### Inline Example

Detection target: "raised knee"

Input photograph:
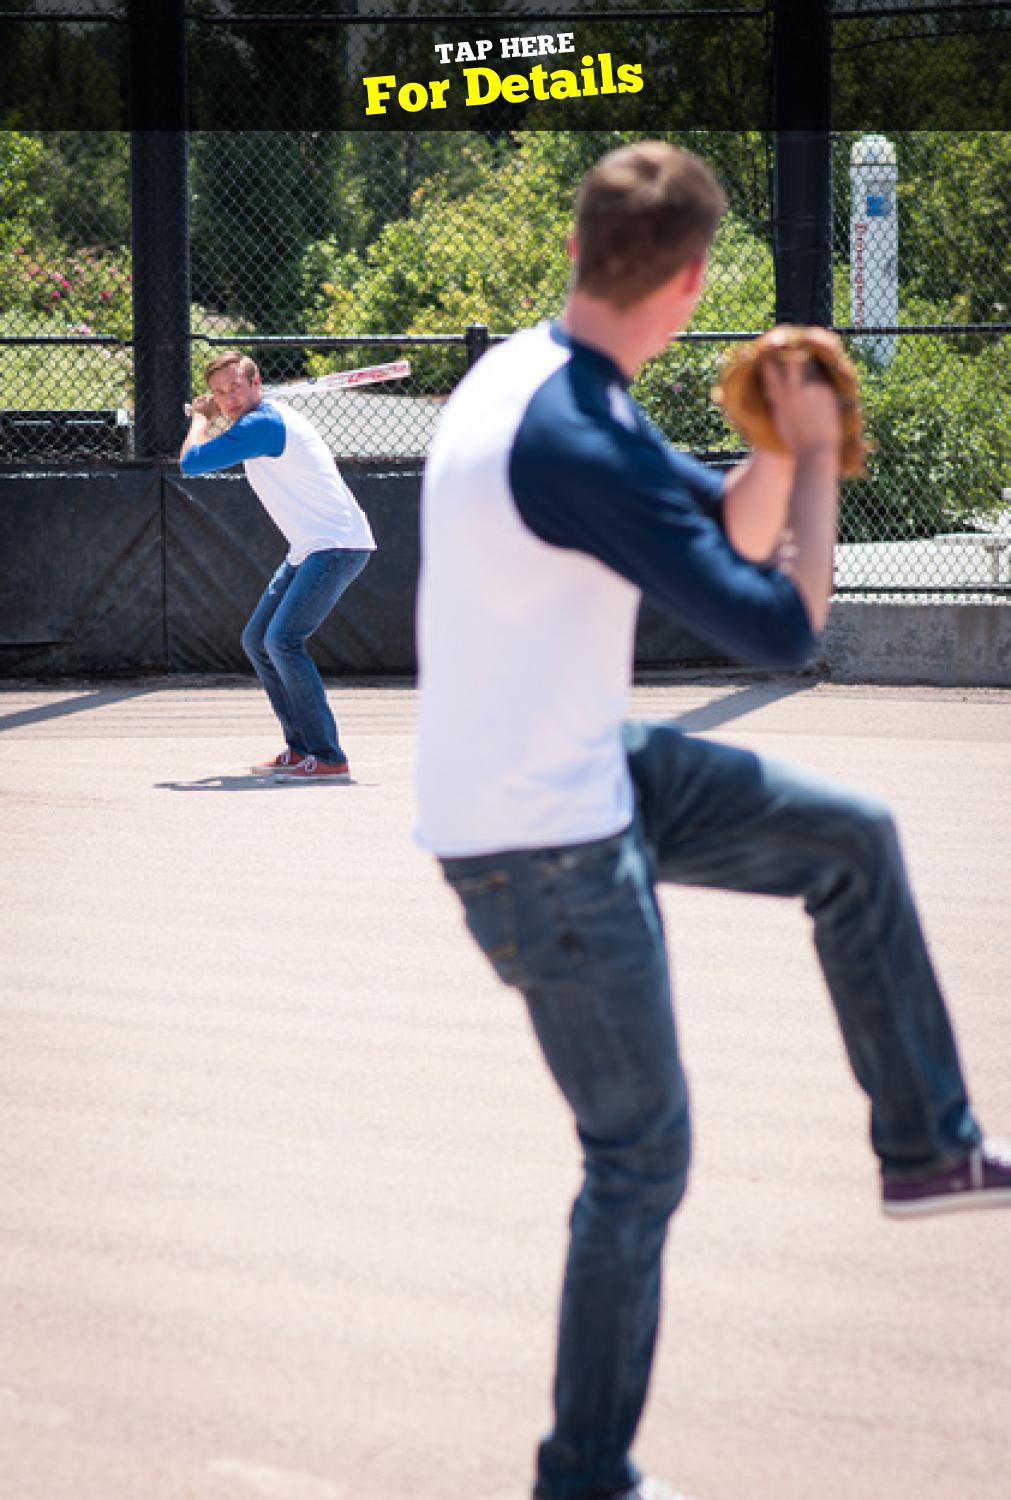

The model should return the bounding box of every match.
[848,797,900,863]
[807,796,901,914]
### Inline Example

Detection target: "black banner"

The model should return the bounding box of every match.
[0,2,1007,131]
[0,466,724,677]
[0,469,164,675]
[166,467,424,674]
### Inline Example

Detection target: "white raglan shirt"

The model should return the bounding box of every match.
[415,322,815,858]
[180,398,375,564]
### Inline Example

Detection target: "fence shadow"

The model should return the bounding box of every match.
[155,775,362,793]
[669,678,812,735]
[0,684,163,735]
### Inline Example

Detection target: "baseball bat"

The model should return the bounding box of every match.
[184,358,411,415]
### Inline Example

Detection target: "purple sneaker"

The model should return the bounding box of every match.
[882,1138,1011,1218]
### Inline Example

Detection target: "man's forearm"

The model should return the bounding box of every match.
[179,414,211,463]
[782,449,839,631]
[721,451,795,561]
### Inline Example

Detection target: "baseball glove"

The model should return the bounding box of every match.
[711,325,868,477]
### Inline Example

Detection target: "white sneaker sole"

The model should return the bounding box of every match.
[273,770,351,783]
[883,1186,1011,1217]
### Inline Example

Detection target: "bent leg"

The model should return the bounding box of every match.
[624,720,981,1177]
[241,563,305,751]
[263,548,370,762]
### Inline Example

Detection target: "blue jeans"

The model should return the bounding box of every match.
[241,548,370,762]
[440,720,980,1500]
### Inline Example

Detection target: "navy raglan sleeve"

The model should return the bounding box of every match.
[509,376,816,671]
[638,407,726,527]
[179,405,286,475]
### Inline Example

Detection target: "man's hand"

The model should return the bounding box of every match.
[712,325,867,477]
[189,393,220,422]
[179,392,220,463]
[761,348,843,466]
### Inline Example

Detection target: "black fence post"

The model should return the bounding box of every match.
[129,0,190,460]
[465,323,490,369]
[772,0,833,327]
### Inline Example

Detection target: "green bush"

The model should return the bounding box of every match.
[299,136,573,390]
[633,212,775,451]
[637,326,1011,543]
[842,331,1011,542]
[300,135,777,398]
[0,133,48,265]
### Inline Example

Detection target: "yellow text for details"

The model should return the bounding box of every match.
[362,54,644,116]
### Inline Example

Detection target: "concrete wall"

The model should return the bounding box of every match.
[818,601,1011,687]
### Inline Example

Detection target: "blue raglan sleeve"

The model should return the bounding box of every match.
[509,379,816,671]
[179,405,286,475]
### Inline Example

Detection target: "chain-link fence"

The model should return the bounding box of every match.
[1,3,1009,595]
[0,126,134,459]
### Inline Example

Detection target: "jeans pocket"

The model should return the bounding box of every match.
[542,832,661,980]
[446,869,527,989]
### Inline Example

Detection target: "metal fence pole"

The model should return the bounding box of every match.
[464,323,490,369]
[772,0,833,327]
[129,0,190,460]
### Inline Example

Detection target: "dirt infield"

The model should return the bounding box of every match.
[1,674,1009,1500]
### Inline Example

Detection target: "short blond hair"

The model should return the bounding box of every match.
[204,350,259,386]
[573,141,726,309]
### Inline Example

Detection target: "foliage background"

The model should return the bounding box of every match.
[1,128,1009,543]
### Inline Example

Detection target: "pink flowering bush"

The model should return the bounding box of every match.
[3,243,132,338]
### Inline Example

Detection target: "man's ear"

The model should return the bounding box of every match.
[682,253,706,300]
[565,232,578,265]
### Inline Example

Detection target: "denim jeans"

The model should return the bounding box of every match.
[440,719,980,1500]
[241,547,370,762]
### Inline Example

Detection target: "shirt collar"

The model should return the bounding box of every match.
[548,319,630,389]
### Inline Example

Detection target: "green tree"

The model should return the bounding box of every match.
[0,21,123,131]
[301,130,774,393]
[896,134,1011,324]
[0,131,47,264]
[38,132,131,251]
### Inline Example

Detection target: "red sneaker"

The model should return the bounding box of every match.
[275,753,350,782]
[250,748,305,775]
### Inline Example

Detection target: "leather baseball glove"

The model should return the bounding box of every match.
[711,325,868,477]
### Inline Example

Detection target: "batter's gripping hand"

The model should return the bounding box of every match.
[711,325,869,477]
